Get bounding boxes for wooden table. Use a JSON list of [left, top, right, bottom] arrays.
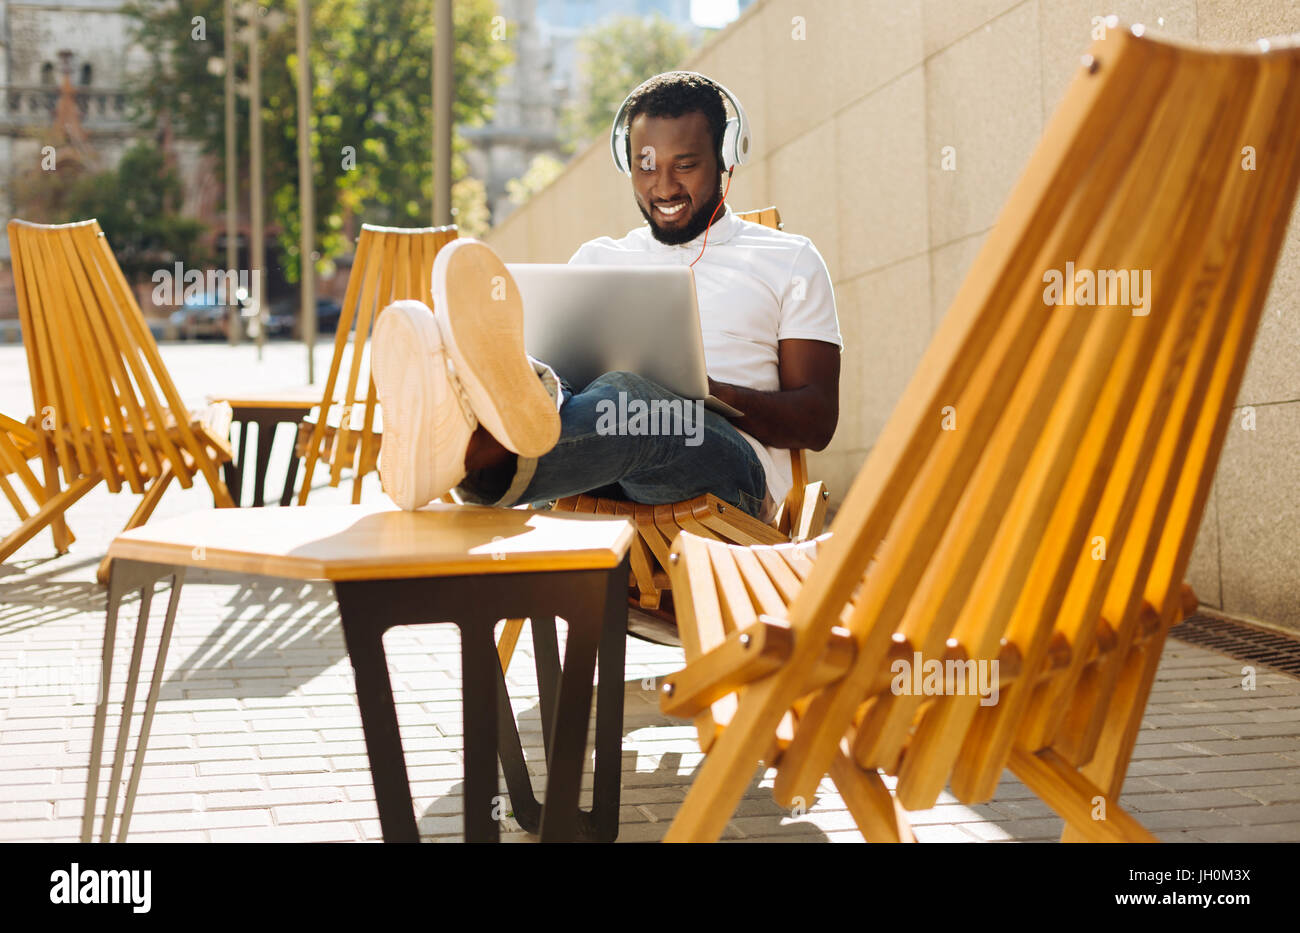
[[85, 503, 634, 843], [207, 388, 323, 507]]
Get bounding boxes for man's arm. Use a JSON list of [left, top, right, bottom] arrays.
[[708, 338, 840, 451]]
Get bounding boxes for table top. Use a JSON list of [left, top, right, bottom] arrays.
[[207, 385, 326, 410], [108, 503, 634, 581]]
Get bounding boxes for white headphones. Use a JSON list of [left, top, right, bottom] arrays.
[[609, 71, 751, 177]]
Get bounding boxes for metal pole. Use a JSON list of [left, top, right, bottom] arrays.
[[224, 0, 241, 345], [249, 4, 266, 359], [433, 0, 452, 226], [296, 0, 315, 383]]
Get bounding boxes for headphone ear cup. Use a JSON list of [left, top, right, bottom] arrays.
[[616, 126, 630, 175], [720, 118, 740, 172]]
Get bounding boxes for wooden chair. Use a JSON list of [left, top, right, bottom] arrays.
[[293, 223, 459, 504], [1, 219, 235, 584], [656, 27, 1300, 842], [0, 411, 71, 544], [554, 206, 830, 614]]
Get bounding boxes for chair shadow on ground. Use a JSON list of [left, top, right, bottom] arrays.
[[0, 556, 106, 638], [415, 675, 834, 843], [155, 569, 343, 701]]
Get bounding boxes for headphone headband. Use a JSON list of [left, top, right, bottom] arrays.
[[609, 71, 751, 177]]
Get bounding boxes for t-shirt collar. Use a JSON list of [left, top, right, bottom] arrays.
[[643, 202, 740, 250]]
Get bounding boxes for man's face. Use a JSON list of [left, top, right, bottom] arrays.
[[628, 110, 725, 245]]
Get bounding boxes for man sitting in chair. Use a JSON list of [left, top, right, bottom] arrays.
[[371, 71, 842, 526]]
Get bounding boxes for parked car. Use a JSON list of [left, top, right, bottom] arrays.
[[263, 297, 345, 338], [169, 295, 230, 340], [265, 298, 298, 339], [315, 298, 343, 335]]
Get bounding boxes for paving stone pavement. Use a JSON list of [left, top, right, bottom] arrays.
[[1, 343, 1298, 843]]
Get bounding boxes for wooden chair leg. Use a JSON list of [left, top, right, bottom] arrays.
[[0, 473, 29, 520], [829, 750, 915, 842], [498, 618, 526, 674], [794, 481, 829, 542], [1058, 631, 1167, 842], [0, 472, 99, 564], [96, 465, 177, 584], [38, 437, 75, 553], [1010, 747, 1157, 843]]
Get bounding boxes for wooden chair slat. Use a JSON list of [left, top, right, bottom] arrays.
[[53, 228, 146, 492], [64, 224, 169, 483], [28, 229, 98, 479], [900, 49, 1245, 809], [730, 545, 787, 619], [92, 225, 228, 499], [294, 225, 454, 502], [297, 229, 373, 502], [785, 37, 1178, 806], [1062, 50, 1300, 768], [671, 533, 733, 749], [1, 219, 234, 572], [996, 52, 1267, 780], [11, 229, 74, 481], [658, 30, 1300, 843], [333, 232, 393, 488]]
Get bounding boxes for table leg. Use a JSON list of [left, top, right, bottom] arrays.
[[536, 572, 608, 842], [495, 657, 542, 834], [83, 560, 185, 843], [336, 584, 419, 843], [280, 449, 302, 507], [228, 421, 249, 507], [531, 615, 561, 761], [458, 618, 501, 843], [589, 563, 629, 842], [335, 562, 628, 843], [251, 415, 277, 508]]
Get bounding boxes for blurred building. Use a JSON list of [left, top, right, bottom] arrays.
[[465, 0, 732, 225], [0, 0, 211, 326]]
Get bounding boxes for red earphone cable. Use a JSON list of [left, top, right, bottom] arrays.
[[689, 166, 735, 268]]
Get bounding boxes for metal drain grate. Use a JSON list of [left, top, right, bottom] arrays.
[[1170, 613, 1300, 679]]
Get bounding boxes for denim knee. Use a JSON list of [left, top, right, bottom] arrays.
[[584, 370, 670, 401]]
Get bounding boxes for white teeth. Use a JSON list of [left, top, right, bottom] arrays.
[[657, 201, 685, 215]]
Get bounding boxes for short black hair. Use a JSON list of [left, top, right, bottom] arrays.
[[622, 72, 728, 172]]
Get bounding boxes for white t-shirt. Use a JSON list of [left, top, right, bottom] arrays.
[[566, 203, 843, 507]]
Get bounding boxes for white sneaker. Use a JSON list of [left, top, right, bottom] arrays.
[[430, 238, 561, 458], [371, 299, 476, 510]]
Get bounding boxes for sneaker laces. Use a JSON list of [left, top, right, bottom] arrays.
[[441, 351, 479, 430]]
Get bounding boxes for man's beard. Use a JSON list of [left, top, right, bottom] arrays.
[[637, 181, 725, 246]]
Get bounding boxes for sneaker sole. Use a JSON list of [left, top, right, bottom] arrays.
[[371, 303, 448, 510], [432, 240, 560, 458]]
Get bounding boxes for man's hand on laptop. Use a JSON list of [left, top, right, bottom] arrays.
[[706, 338, 840, 452]]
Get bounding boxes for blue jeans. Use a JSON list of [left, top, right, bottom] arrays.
[[456, 371, 771, 519]]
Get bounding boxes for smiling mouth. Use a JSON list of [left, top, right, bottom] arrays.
[[655, 200, 688, 218]]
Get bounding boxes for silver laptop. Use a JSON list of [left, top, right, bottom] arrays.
[[506, 263, 743, 417]]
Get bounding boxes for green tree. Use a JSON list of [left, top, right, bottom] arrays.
[[560, 14, 697, 153], [505, 152, 565, 208], [451, 175, 490, 238], [125, 0, 513, 281], [16, 140, 207, 285]]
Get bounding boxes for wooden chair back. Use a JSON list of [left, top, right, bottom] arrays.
[[296, 223, 458, 504], [0, 412, 51, 526], [729, 206, 820, 530], [665, 28, 1300, 841], [7, 219, 229, 498]]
